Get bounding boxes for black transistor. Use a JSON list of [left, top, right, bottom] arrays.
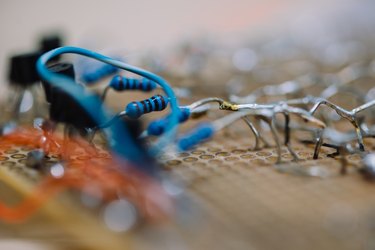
[[8, 51, 41, 87], [39, 34, 63, 61], [40, 35, 62, 54], [42, 62, 97, 133]]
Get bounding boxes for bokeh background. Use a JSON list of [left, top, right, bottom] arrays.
[[1, 0, 374, 85]]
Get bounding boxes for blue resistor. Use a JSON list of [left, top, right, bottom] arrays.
[[81, 63, 118, 84], [126, 94, 169, 119], [177, 123, 215, 151], [109, 75, 157, 92], [147, 107, 190, 136]]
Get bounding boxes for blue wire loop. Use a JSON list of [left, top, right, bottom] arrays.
[[36, 46, 180, 161]]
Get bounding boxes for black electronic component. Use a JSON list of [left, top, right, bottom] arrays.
[[41, 62, 74, 103], [8, 52, 41, 87], [41, 62, 97, 131], [39, 35, 63, 62], [40, 35, 62, 54], [121, 116, 144, 140]]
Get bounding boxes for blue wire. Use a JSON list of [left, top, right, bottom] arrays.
[[36, 46, 180, 161]]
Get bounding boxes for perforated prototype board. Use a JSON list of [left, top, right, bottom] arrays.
[[0, 122, 374, 250], [0, 75, 374, 250], [161, 127, 375, 250]]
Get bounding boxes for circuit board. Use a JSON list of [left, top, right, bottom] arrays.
[[1, 27, 375, 250], [0, 96, 374, 250]]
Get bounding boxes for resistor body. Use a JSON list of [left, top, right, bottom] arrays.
[[109, 75, 157, 92], [147, 107, 190, 136], [177, 123, 215, 151], [81, 63, 118, 83], [125, 95, 169, 119]]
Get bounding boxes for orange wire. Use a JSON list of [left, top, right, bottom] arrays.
[[0, 126, 173, 223]]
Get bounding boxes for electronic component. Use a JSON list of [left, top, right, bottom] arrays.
[[9, 52, 40, 87], [147, 107, 191, 136], [125, 94, 169, 118], [109, 75, 157, 91], [6, 51, 44, 122], [81, 62, 118, 84], [176, 110, 255, 151], [145, 98, 226, 137], [101, 75, 158, 100], [177, 123, 215, 151], [41, 62, 97, 132], [97, 95, 170, 130], [40, 35, 62, 54]]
